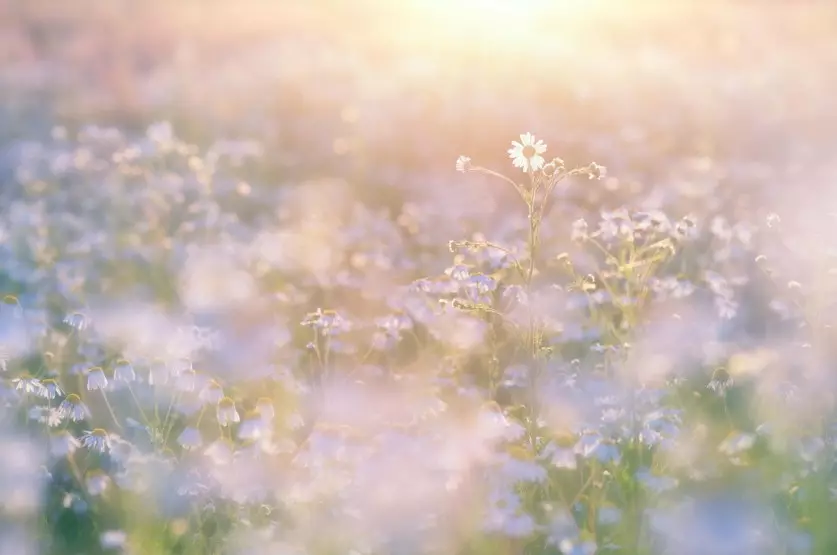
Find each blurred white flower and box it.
[205,439,234,465]
[484,489,538,538]
[718,431,756,457]
[585,162,607,180]
[238,412,268,440]
[571,218,589,242]
[50,431,80,458]
[29,406,63,427]
[86,367,108,391]
[86,470,110,496]
[574,431,621,464]
[13,376,44,395]
[38,378,64,400]
[1,296,22,319]
[499,454,548,483]
[508,132,547,172]
[62,492,87,514]
[636,469,678,494]
[81,429,111,453]
[200,380,225,405]
[148,360,170,386]
[63,312,89,331]
[476,404,525,443]
[217,397,240,426]
[113,359,136,383]
[455,155,472,173]
[176,369,197,392]
[177,427,204,451]
[502,364,529,388]
[558,539,598,555]
[544,442,577,470]
[256,398,275,423]
[58,394,90,422]
[100,530,127,550]
[146,121,174,146]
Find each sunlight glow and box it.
[404,0,575,45]
[375,0,608,62]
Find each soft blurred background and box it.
[3,1,837,554]
[4,1,837,206]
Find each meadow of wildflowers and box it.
[3,1,837,555]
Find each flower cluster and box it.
[0,127,833,555]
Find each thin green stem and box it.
[100,390,123,430]
[127,383,151,427]
[471,165,526,200]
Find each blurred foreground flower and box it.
[455,155,472,173]
[81,429,111,453]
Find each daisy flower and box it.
[86,367,108,391]
[508,133,547,172]
[59,393,90,421]
[13,375,44,395]
[217,397,240,427]
[30,406,64,427]
[81,429,111,453]
[200,380,224,405]
[113,359,136,383]
[1,295,22,318]
[39,378,64,400]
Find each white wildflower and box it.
[86,367,108,391]
[81,429,111,453]
[217,397,240,427]
[58,394,90,421]
[38,378,64,400]
[13,376,44,395]
[508,132,547,172]
[113,359,136,383]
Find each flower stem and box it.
[101,391,123,430]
